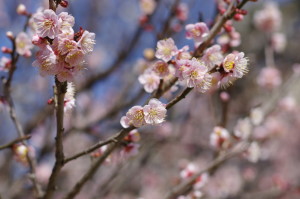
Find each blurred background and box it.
[0,0,300,198]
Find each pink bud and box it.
[1,47,12,54]
[16,4,27,15]
[233,14,244,21]
[60,0,69,8]
[6,31,14,40]
[220,91,230,102]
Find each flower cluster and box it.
[32,9,96,82]
[121,98,167,128]
[178,163,209,199]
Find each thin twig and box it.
[0,135,31,150]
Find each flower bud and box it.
[1,46,12,54]
[16,4,27,15]
[6,31,14,40]
[60,0,69,8]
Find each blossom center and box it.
[224,61,235,71]
[44,20,54,30]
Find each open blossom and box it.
[244,142,261,163]
[77,30,96,53]
[234,117,252,140]
[32,45,57,76]
[125,106,146,127]
[64,82,75,112]
[222,52,248,78]
[254,3,282,32]
[210,126,230,149]
[155,38,178,62]
[181,58,212,92]
[257,67,282,90]
[0,57,12,72]
[152,61,169,77]
[202,45,223,69]
[58,12,75,34]
[271,33,286,53]
[16,32,33,56]
[33,9,60,39]
[143,98,167,125]
[138,70,160,93]
[176,45,191,60]
[140,0,156,15]
[250,107,264,126]
[185,22,209,45]
[176,3,189,21]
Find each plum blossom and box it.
[222,52,248,78]
[0,57,12,72]
[58,12,75,34]
[202,45,223,69]
[234,117,252,140]
[140,0,156,15]
[175,45,191,60]
[194,173,209,190]
[244,142,261,163]
[32,45,57,76]
[181,58,212,92]
[254,3,282,33]
[257,67,282,90]
[155,38,178,62]
[210,126,230,149]
[180,163,198,179]
[15,32,33,56]
[124,129,141,143]
[64,82,75,112]
[12,144,29,164]
[250,107,264,126]
[16,4,27,15]
[271,33,286,53]
[185,22,209,45]
[143,98,167,125]
[176,3,189,21]
[138,70,160,93]
[152,61,169,78]
[77,30,96,53]
[121,143,140,158]
[33,9,60,39]
[125,106,146,127]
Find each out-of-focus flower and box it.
[271,32,286,53]
[0,57,12,72]
[155,38,178,62]
[138,70,160,93]
[176,3,189,21]
[175,45,191,60]
[257,67,282,90]
[180,163,198,179]
[234,117,252,140]
[124,129,141,142]
[279,96,297,112]
[140,0,156,15]
[143,48,155,60]
[202,44,223,69]
[121,143,140,158]
[194,173,209,190]
[152,61,170,78]
[250,107,264,126]
[143,98,167,125]
[210,126,230,149]
[254,3,282,33]
[33,9,60,39]
[12,144,29,164]
[244,142,260,163]
[185,22,209,46]
[16,32,33,56]
[64,82,75,112]
[17,4,27,15]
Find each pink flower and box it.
[152,61,169,77]
[254,3,282,33]
[121,143,140,158]
[185,22,209,45]
[143,98,167,125]
[210,126,230,150]
[77,30,96,54]
[64,82,75,112]
[58,12,75,34]
[176,3,189,21]
[202,45,223,69]
[234,117,252,140]
[155,38,178,62]
[175,45,191,60]
[16,32,33,56]
[124,129,141,142]
[244,142,260,163]
[194,173,209,190]
[140,0,156,15]
[120,116,131,128]
[32,45,57,76]
[33,9,60,39]
[271,32,286,53]
[138,71,160,93]
[65,49,85,66]
[180,163,198,179]
[182,58,211,92]
[57,38,77,55]
[0,57,12,72]
[222,52,248,78]
[257,67,282,90]
[126,106,146,127]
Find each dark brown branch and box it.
[0,135,31,150]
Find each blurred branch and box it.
[164,142,250,199]
[0,135,31,150]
